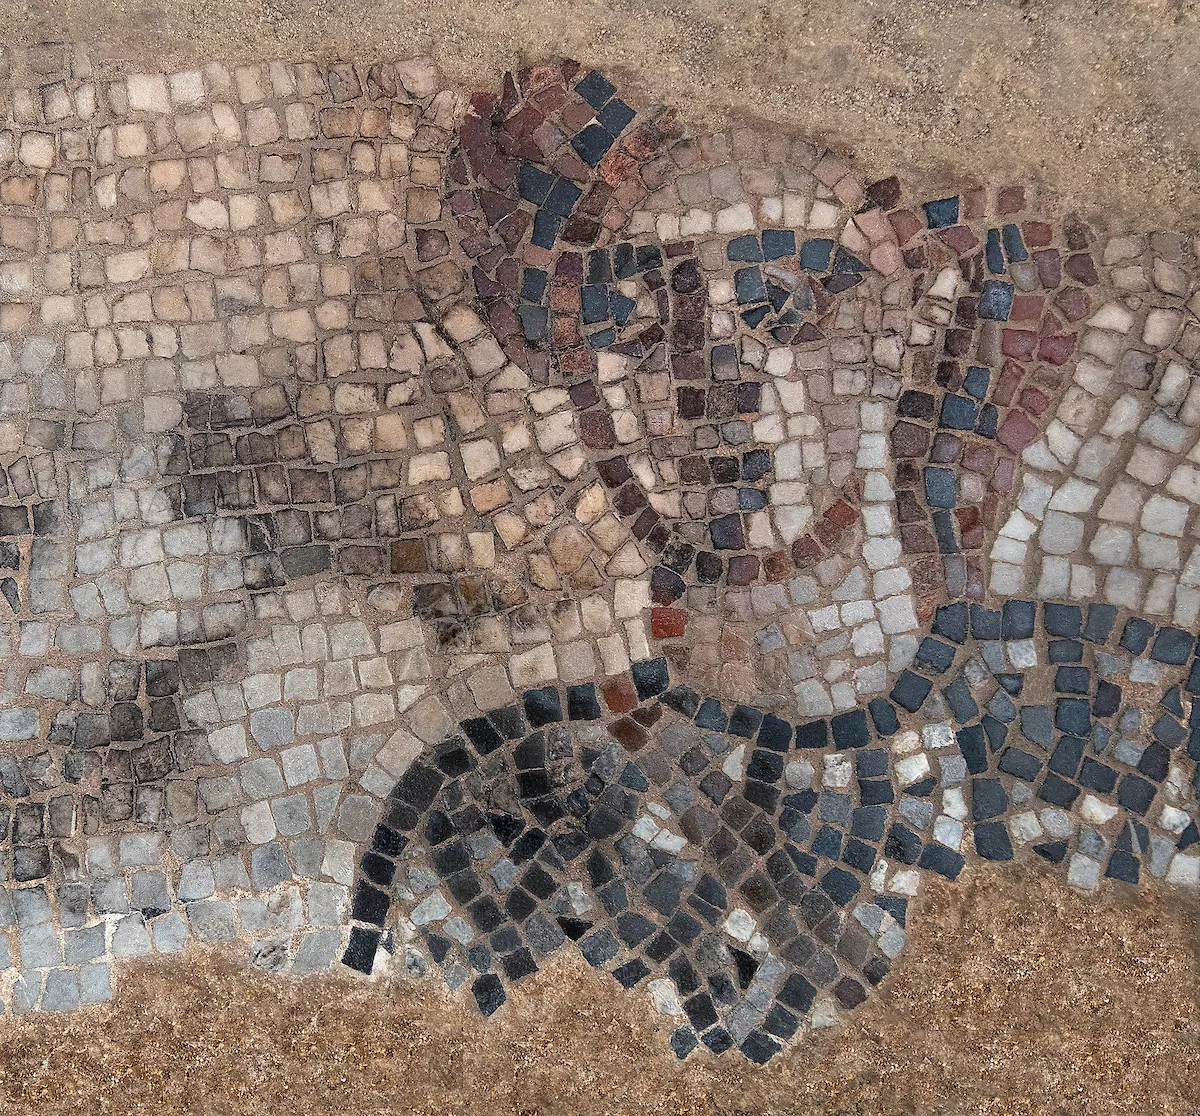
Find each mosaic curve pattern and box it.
[0,46,1195,1062]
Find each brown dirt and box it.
[1,864,1197,1116]
[3,0,1199,229]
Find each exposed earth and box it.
[1,867,1197,1116]
[1,0,1199,229]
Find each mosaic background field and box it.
[0,25,1195,1106]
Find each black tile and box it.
[917,843,965,879]
[473,973,507,1016]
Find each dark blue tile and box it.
[1121,617,1154,654]
[885,823,921,864]
[756,713,792,751]
[1048,735,1084,777]
[702,1027,734,1054]
[1002,600,1036,639]
[1054,666,1090,694]
[597,97,635,134]
[1037,773,1079,808]
[726,234,762,262]
[923,196,960,228]
[635,244,663,271]
[940,394,977,430]
[944,678,978,723]
[794,719,829,749]
[958,724,988,774]
[586,248,612,283]
[472,973,507,1016]
[1001,222,1028,262]
[998,747,1042,781]
[531,209,560,249]
[518,305,547,342]
[979,279,1014,320]
[521,267,548,302]
[851,805,887,840]
[1105,850,1140,884]
[631,657,669,700]
[567,683,601,720]
[734,267,767,304]
[1152,716,1186,749]
[1151,627,1195,664]
[523,686,562,726]
[516,163,553,203]
[575,70,616,109]
[833,247,867,273]
[695,698,728,732]
[1043,602,1082,637]
[799,238,834,270]
[1034,840,1068,863]
[762,229,795,260]
[858,779,894,806]
[341,926,381,973]
[985,227,1005,274]
[819,866,860,906]
[571,124,614,167]
[1092,680,1122,719]
[915,637,956,673]
[580,284,609,325]
[544,177,583,216]
[867,698,899,736]
[964,364,991,399]
[972,777,1008,821]
[1079,758,1116,793]
[923,466,956,508]
[1083,603,1118,643]
[1140,739,1173,778]
[970,604,1002,640]
[831,709,870,748]
[610,291,635,325]
[933,602,969,643]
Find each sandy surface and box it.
[1,866,1197,1116]
[3,0,1199,228]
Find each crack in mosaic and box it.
[0,47,1196,1061]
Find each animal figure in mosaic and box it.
[0,50,1195,1053]
[335,63,1200,1061]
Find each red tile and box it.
[998,185,1026,214]
[939,225,978,254]
[992,360,1025,407]
[601,676,639,714]
[997,410,1039,453]
[888,209,923,246]
[1038,333,1076,365]
[1034,248,1061,288]
[1010,294,1044,321]
[824,499,858,528]
[1001,329,1037,360]
[1018,386,1051,416]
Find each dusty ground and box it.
[2,0,1199,228]
[1,865,1197,1116]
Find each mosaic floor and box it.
[0,45,1196,1065]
